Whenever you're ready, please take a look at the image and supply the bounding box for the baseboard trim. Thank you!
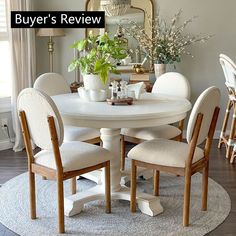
[0,139,13,151]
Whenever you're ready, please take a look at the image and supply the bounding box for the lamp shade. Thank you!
[36,28,65,37]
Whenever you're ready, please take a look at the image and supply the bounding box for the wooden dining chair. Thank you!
[18,88,112,233]
[128,86,220,226]
[121,72,191,171]
[217,54,236,161]
[34,73,101,144]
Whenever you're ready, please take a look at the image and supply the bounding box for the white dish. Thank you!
[78,87,107,102]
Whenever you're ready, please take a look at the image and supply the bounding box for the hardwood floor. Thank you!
[0,141,235,235]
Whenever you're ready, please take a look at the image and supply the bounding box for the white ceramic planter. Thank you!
[81,74,109,102]
[83,74,108,90]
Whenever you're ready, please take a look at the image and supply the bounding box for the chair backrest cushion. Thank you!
[186,87,220,145]
[34,73,71,96]
[219,54,236,89]
[152,72,191,100]
[17,88,64,150]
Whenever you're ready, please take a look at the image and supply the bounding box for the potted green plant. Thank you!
[68,32,127,91]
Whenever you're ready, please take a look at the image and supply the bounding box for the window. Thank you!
[0,0,11,98]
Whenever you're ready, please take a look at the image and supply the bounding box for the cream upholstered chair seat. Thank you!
[122,72,191,141]
[121,125,181,141]
[18,88,112,233]
[34,73,100,144]
[128,139,204,168]
[35,141,111,172]
[64,125,100,142]
[120,72,191,171]
[128,87,221,227]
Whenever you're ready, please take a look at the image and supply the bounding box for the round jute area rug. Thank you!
[0,172,230,236]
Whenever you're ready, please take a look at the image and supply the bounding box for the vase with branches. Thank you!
[121,9,211,76]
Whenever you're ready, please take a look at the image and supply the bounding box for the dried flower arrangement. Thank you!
[122,9,211,65]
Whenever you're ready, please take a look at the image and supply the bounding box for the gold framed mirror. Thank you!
[85,0,154,68]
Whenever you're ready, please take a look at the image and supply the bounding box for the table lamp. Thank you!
[37,28,65,72]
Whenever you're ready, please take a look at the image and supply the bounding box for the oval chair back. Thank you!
[219,54,236,90]
[34,73,71,96]
[186,86,220,146]
[152,72,191,100]
[17,88,64,150]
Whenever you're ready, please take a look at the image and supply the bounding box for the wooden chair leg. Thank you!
[218,99,231,149]
[57,178,65,234]
[226,104,236,158]
[183,172,191,227]
[70,177,77,195]
[130,160,137,212]
[120,135,126,171]
[105,161,111,213]
[230,148,236,163]
[29,172,36,219]
[153,170,160,196]
[202,163,209,211]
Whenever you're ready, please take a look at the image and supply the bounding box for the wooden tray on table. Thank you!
[106,97,133,105]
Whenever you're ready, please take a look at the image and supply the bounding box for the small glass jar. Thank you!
[111,81,119,99]
[120,80,128,99]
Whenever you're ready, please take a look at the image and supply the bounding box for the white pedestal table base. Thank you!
[64,128,163,217]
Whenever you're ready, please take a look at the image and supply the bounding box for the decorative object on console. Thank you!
[130,73,149,82]
[68,32,127,101]
[121,9,211,76]
[101,0,131,16]
[129,74,152,92]
[36,28,65,72]
[132,64,145,74]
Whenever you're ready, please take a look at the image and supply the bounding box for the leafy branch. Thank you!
[121,9,212,64]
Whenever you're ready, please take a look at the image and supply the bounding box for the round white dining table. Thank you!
[52,92,192,217]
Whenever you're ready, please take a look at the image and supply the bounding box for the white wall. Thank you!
[33,0,236,132]
[34,0,86,84]
[158,0,236,133]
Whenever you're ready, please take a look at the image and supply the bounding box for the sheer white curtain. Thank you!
[6,0,36,151]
